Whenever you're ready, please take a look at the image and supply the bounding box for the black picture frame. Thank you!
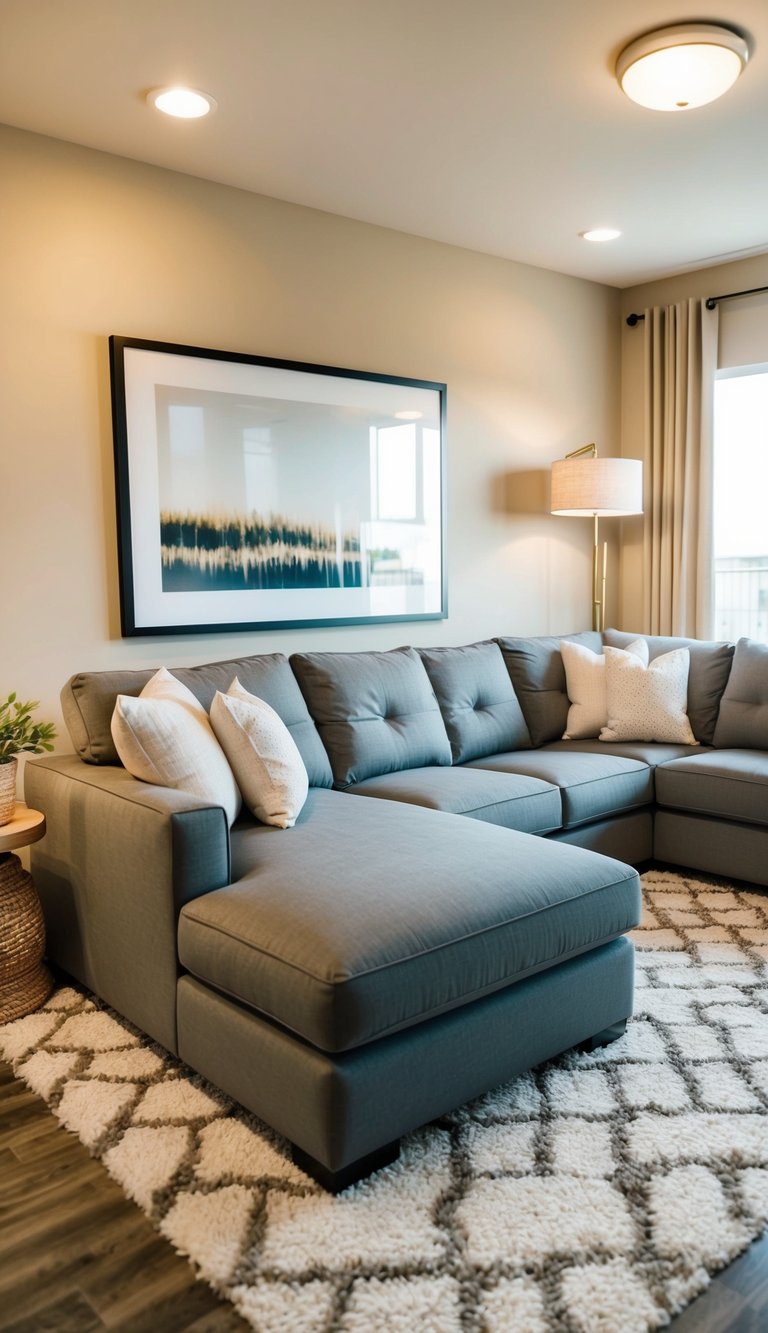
[109,336,447,637]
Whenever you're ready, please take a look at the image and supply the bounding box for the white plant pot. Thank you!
[0,757,18,826]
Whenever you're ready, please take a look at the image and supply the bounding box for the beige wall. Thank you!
[619,255,768,627]
[0,124,620,774]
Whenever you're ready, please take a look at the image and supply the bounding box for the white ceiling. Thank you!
[1,0,767,288]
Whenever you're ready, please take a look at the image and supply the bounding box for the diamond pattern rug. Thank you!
[1,869,767,1332]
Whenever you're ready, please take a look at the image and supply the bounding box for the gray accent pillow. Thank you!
[290,646,452,786]
[419,641,531,763]
[712,637,768,749]
[604,629,734,745]
[61,653,334,788]
[497,632,603,747]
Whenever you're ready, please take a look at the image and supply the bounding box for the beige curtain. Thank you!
[642,298,719,637]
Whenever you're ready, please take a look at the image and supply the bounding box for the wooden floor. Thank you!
[1,1057,766,1332]
[0,1062,248,1331]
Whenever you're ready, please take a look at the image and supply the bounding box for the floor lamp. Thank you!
[550,444,643,632]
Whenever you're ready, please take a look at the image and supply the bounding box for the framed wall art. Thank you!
[109,337,447,636]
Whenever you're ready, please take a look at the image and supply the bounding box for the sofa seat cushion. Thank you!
[542,739,705,767]
[655,750,768,828]
[464,749,653,828]
[178,789,640,1054]
[346,766,561,834]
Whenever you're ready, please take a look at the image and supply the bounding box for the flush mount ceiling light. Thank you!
[147,87,217,118]
[616,23,749,111]
[580,228,622,243]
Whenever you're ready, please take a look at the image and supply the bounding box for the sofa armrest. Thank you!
[25,754,231,1054]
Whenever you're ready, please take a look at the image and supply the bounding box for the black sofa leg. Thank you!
[292,1138,401,1193]
[578,1018,627,1053]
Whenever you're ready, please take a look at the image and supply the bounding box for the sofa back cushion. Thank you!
[497,632,603,747]
[62,653,333,788]
[603,629,734,745]
[713,637,768,748]
[291,646,452,785]
[419,641,531,762]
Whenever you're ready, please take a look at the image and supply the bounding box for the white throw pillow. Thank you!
[210,678,309,829]
[600,646,698,744]
[562,638,648,739]
[111,667,242,826]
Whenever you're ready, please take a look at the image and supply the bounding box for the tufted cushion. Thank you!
[497,632,603,747]
[418,641,531,762]
[713,637,768,748]
[62,653,333,788]
[290,647,452,786]
[603,629,734,746]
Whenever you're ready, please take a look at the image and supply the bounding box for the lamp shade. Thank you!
[551,457,643,517]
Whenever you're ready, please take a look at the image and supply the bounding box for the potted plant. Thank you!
[0,694,56,825]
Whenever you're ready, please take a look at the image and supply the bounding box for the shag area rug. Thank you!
[2,869,767,1332]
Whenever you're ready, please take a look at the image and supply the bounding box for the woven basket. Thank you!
[0,852,52,1021]
[0,758,17,826]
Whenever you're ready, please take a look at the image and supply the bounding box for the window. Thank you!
[713,366,768,642]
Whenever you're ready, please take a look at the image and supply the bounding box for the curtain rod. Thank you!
[625,282,768,327]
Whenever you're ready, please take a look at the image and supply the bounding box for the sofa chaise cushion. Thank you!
[712,637,768,749]
[418,641,531,762]
[603,629,734,746]
[62,653,333,788]
[177,789,640,1054]
[464,747,654,828]
[497,632,603,746]
[291,647,452,785]
[655,749,768,828]
[346,765,561,834]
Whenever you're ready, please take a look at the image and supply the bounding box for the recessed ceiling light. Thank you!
[616,24,749,111]
[580,229,622,243]
[147,87,217,119]
[394,410,423,420]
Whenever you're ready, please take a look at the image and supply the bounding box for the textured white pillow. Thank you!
[210,678,309,829]
[111,667,242,825]
[561,637,648,739]
[600,646,698,744]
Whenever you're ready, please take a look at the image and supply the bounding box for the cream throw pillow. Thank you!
[562,638,648,739]
[111,667,242,826]
[210,678,309,829]
[600,646,698,744]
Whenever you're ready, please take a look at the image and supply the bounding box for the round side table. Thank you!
[0,804,53,1022]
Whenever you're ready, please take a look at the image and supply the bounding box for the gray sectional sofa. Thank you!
[25,629,768,1190]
